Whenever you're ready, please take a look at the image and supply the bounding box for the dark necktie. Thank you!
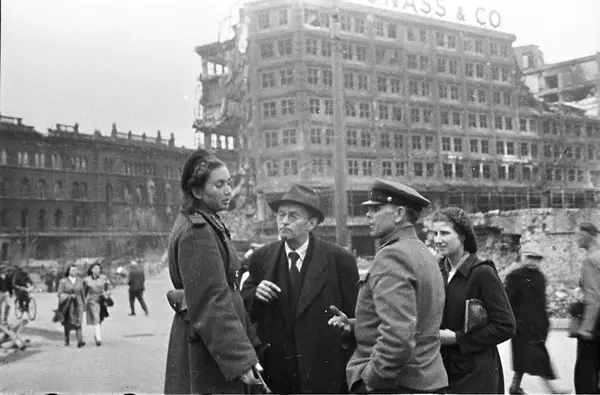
[289,252,301,292]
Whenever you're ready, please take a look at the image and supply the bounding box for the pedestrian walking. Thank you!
[0,264,12,325]
[505,244,567,394]
[83,262,112,346]
[44,267,55,293]
[241,183,359,394]
[164,149,263,395]
[56,265,85,347]
[330,179,448,394]
[128,259,148,316]
[573,222,600,394]
[432,206,516,394]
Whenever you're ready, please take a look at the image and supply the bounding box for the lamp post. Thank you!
[331,0,349,248]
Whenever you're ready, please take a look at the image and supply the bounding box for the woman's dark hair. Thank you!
[430,207,478,253]
[64,265,77,278]
[87,262,102,276]
[180,149,226,211]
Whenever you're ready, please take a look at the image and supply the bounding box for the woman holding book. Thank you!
[431,207,516,394]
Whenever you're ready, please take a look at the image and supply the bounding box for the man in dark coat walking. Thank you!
[128,259,148,316]
[505,244,566,394]
[242,184,359,394]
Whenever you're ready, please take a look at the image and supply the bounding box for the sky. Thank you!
[1,0,600,149]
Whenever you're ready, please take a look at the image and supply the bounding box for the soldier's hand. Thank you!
[255,281,281,303]
[327,305,351,334]
[239,362,263,386]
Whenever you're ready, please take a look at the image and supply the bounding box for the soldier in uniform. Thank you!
[329,179,448,394]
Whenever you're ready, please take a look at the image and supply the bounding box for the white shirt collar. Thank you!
[285,238,310,270]
[447,253,470,283]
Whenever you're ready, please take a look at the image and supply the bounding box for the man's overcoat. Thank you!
[164,208,259,394]
[241,234,359,394]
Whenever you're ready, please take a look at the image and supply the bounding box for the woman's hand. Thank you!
[327,305,352,335]
[439,329,457,345]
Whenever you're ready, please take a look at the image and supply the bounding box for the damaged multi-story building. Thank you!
[514,45,599,117]
[194,0,600,255]
[0,115,192,264]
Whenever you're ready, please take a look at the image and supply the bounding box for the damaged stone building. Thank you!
[0,115,193,264]
[194,0,600,255]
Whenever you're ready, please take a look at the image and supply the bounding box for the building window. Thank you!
[481,140,489,154]
[443,163,453,178]
[342,41,353,60]
[307,68,319,84]
[265,160,280,177]
[453,138,463,152]
[262,101,277,118]
[382,161,392,176]
[381,131,391,148]
[442,137,451,151]
[497,141,505,155]
[470,139,479,153]
[282,159,298,176]
[577,170,585,182]
[362,160,373,176]
[306,38,318,55]
[344,73,354,89]
[278,38,293,55]
[419,29,428,42]
[348,160,359,176]
[258,12,270,30]
[265,131,278,148]
[391,133,403,150]
[472,164,481,179]
[425,136,434,150]
[324,99,333,115]
[346,129,358,146]
[282,129,297,145]
[279,9,288,25]
[280,68,294,85]
[377,77,387,92]
[310,128,322,144]
[406,27,415,41]
[390,79,401,94]
[260,42,274,58]
[388,23,396,38]
[357,74,368,91]
[521,142,529,156]
[395,162,405,176]
[412,135,422,150]
[379,102,389,120]
[345,101,356,117]
[414,162,424,177]
[312,157,324,176]
[281,99,295,115]
[309,98,320,114]
[359,102,371,119]
[323,70,333,86]
[360,130,372,148]
[325,128,334,145]
[373,20,384,36]
[392,105,402,122]
[356,45,367,61]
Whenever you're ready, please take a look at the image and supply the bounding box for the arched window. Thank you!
[72,208,79,228]
[20,209,28,228]
[124,186,132,203]
[38,209,46,229]
[81,182,88,199]
[148,184,156,205]
[54,180,63,199]
[106,183,113,203]
[0,208,9,228]
[54,210,63,228]
[21,178,30,197]
[51,153,61,169]
[72,181,79,199]
[37,179,47,198]
[0,149,7,165]
[136,186,143,204]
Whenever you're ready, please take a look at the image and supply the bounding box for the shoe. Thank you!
[77,341,86,348]
[128,313,136,316]
[144,311,149,316]
[509,387,526,395]
[96,340,102,346]
[65,341,69,347]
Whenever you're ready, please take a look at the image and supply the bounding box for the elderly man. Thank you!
[329,179,448,394]
[242,183,359,394]
[574,222,600,394]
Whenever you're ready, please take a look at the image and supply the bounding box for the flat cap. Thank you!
[361,178,430,212]
[521,243,544,259]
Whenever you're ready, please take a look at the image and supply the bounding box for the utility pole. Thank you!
[331,0,349,248]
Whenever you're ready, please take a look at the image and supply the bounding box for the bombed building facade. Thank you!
[0,115,193,264]
[195,0,600,255]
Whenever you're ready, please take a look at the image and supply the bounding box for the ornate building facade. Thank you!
[0,115,193,264]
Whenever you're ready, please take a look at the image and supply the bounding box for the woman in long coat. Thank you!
[57,265,85,347]
[505,246,567,394]
[164,149,262,394]
[431,207,516,394]
[83,262,112,346]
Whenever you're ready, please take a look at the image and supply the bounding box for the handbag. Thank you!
[568,301,585,338]
[464,298,488,334]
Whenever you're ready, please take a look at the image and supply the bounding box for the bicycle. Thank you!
[13,285,37,321]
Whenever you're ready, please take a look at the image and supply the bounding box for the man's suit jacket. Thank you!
[346,226,448,393]
[128,265,145,292]
[241,233,359,394]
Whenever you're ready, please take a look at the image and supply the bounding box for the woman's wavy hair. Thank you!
[430,206,478,253]
[64,264,77,278]
[87,262,103,276]
[180,150,225,213]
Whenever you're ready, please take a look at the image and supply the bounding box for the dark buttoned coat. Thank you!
[241,234,359,394]
[440,254,516,394]
[164,207,259,394]
[346,226,448,393]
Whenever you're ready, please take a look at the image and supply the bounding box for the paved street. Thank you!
[1,269,578,394]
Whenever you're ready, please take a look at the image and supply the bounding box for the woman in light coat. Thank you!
[57,265,85,347]
[83,262,111,346]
